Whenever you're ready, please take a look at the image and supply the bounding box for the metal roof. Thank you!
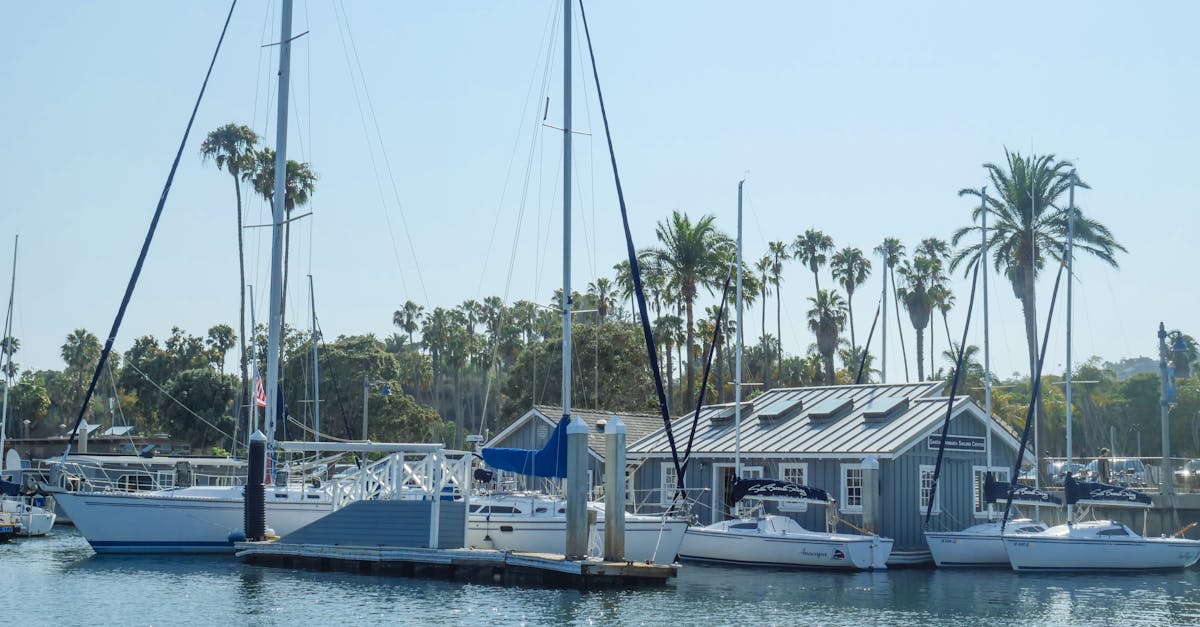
[628,382,1000,458]
[531,405,669,454]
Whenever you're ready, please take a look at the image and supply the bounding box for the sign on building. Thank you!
[927,434,985,453]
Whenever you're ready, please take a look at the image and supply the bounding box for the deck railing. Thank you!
[1031,456,1200,494]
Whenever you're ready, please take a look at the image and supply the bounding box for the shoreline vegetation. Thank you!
[3,140,1192,461]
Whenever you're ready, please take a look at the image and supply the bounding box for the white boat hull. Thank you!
[925,519,1047,567]
[1003,521,1200,572]
[467,517,687,563]
[1,498,55,537]
[54,487,332,553]
[678,515,893,570]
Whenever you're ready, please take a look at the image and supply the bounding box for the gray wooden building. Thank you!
[626,382,1029,564]
[483,405,666,495]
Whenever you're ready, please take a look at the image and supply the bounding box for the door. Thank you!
[712,463,763,521]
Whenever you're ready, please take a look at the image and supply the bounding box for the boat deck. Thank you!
[235,541,678,587]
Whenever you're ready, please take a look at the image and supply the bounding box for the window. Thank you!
[840,464,863,513]
[972,466,1009,518]
[661,463,678,506]
[919,465,940,515]
[778,463,809,512]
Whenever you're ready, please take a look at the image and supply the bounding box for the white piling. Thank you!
[565,415,589,560]
[604,416,627,562]
[861,455,881,534]
[78,420,89,454]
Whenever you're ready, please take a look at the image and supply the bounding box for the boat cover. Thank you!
[0,479,18,497]
[481,416,568,478]
[1064,473,1152,507]
[731,478,831,505]
[984,472,1061,506]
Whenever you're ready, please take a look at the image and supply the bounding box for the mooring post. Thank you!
[604,416,627,562]
[78,419,89,454]
[245,430,267,541]
[861,455,881,535]
[565,415,589,560]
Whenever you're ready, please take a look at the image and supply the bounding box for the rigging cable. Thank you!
[63,0,239,459]
[578,0,684,482]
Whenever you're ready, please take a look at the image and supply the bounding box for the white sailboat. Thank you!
[470,0,687,563]
[675,181,893,571]
[0,235,56,536]
[1004,172,1200,571]
[924,187,1054,567]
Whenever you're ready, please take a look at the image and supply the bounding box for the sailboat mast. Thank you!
[309,275,320,443]
[560,0,573,426]
[981,188,991,470]
[0,235,16,460]
[734,180,744,478]
[880,245,887,383]
[1066,171,1076,522]
[249,284,259,437]
[264,0,294,456]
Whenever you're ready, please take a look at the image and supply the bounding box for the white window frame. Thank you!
[972,465,1011,518]
[840,463,863,514]
[660,463,678,506]
[777,463,809,512]
[711,463,765,516]
[919,464,941,515]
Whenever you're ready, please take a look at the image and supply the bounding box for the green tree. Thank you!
[206,324,236,378]
[61,329,101,417]
[768,240,789,382]
[806,289,847,385]
[830,247,871,352]
[792,228,834,294]
[874,237,910,381]
[246,147,317,325]
[896,257,937,380]
[650,211,733,409]
[200,122,259,428]
[953,151,1125,467]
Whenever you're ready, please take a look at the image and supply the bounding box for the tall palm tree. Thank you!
[587,277,615,322]
[200,122,259,423]
[953,151,1124,464]
[895,256,938,380]
[247,147,317,322]
[768,240,789,381]
[806,289,847,385]
[874,237,910,381]
[651,211,733,409]
[612,260,635,320]
[654,315,684,411]
[393,300,424,390]
[830,247,871,353]
[929,282,954,375]
[791,229,834,293]
[754,254,772,386]
[0,336,17,380]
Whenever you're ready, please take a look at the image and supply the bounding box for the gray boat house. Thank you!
[626,382,1031,564]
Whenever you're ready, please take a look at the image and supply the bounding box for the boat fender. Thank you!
[227,530,247,543]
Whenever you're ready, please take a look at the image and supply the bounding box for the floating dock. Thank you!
[235,541,677,587]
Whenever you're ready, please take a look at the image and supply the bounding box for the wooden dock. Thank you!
[235,541,678,587]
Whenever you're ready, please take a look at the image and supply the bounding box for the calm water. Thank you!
[3,528,1200,626]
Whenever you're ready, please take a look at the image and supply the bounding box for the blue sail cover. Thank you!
[0,479,19,497]
[1064,473,1152,507]
[984,472,1061,506]
[732,478,832,505]
[481,416,569,479]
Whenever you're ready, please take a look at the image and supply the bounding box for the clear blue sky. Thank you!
[2,1,1197,384]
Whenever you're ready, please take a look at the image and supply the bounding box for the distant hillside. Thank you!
[1103,356,1157,380]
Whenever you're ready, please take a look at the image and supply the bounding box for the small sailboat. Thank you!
[470,1,687,563]
[0,236,56,536]
[1002,172,1200,572]
[675,180,893,571]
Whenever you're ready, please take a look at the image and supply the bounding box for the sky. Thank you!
[1,1,1197,386]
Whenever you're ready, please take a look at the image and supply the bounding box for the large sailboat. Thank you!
[674,181,893,571]
[1003,172,1200,571]
[470,0,687,564]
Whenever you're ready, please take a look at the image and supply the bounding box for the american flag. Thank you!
[254,376,267,408]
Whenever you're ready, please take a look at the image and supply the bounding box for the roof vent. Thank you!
[862,396,909,422]
[807,397,855,423]
[709,402,753,425]
[757,398,804,424]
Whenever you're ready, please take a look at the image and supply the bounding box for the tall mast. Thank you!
[264,0,294,457]
[308,275,320,443]
[249,284,259,438]
[880,245,887,383]
[0,235,17,461]
[981,189,992,471]
[1065,170,1076,522]
[734,180,744,479]
[560,0,573,425]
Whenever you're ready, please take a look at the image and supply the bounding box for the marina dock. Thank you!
[236,541,678,587]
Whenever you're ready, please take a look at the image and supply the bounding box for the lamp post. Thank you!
[1158,322,1187,495]
[361,376,391,442]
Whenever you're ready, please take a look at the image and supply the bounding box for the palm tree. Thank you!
[806,289,847,385]
[651,211,733,409]
[791,229,834,293]
[768,240,789,382]
[754,254,772,387]
[654,315,684,411]
[612,260,635,320]
[830,247,871,353]
[953,151,1124,464]
[246,147,317,322]
[200,123,259,423]
[929,282,954,375]
[874,237,910,381]
[393,300,424,389]
[0,336,18,380]
[895,256,938,380]
[587,277,615,322]
[61,329,101,416]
